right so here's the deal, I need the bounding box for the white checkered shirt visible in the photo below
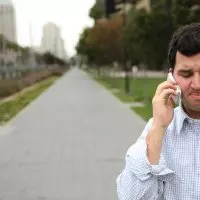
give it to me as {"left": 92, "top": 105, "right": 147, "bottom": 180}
{"left": 116, "top": 105, "right": 200, "bottom": 200}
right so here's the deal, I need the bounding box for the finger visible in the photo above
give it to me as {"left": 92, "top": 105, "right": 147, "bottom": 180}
{"left": 156, "top": 81, "right": 177, "bottom": 95}
{"left": 159, "top": 88, "right": 177, "bottom": 100}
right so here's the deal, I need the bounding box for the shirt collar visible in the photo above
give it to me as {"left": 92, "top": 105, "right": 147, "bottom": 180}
{"left": 176, "top": 104, "right": 188, "bottom": 136}
{"left": 176, "top": 103, "right": 200, "bottom": 135}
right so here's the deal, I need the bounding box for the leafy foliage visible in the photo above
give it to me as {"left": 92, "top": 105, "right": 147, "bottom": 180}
{"left": 77, "top": 0, "right": 200, "bottom": 70}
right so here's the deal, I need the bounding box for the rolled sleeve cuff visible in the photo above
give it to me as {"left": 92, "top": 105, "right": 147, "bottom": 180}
{"left": 126, "top": 139, "right": 174, "bottom": 181}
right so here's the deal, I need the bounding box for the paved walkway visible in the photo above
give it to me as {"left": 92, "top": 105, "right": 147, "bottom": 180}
{"left": 0, "top": 68, "right": 146, "bottom": 200}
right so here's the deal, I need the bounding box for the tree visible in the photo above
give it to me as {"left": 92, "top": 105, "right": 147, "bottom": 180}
{"left": 124, "top": 7, "right": 171, "bottom": 70}
{"left": 42, "top": 52, "right": 66, "bottom": 66}
{"left": 125, "top": 0, "right": 200, "bottom": 70}
{"left": 76, "top": 16, "right": 124, "bottom": 66}
{"left": 173, "top": 0, "right": 200, "bottom": 26}
{"left": 76, "top": 27, "right": 92, "bottom": 56}
{"left": 77, "top": 0, "right": 200, "bottom": 71}
{"left": 89, "top": 0, "right": 105, "bottom": 21}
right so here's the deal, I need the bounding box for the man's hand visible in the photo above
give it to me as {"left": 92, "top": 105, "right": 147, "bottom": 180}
{"left": 146, "top": 80, "right": 178, "bottom": 165}
{"left": 152, "top": 80, "right": 178, "bottom": 130}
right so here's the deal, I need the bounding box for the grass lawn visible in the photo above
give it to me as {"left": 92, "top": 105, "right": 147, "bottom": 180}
{"left": 0, "top": 76, "right": 59, "bottom": 125}
{"left": 95, "top": 76, "right": 165, "bottom": 121}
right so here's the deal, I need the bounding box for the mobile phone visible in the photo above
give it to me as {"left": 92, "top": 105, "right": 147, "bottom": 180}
{"left": 167, "top": 69, "right": 181, "bottom": 105}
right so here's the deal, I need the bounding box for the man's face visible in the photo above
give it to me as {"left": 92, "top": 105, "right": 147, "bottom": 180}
{"left": 173, "top": 52, "right": 200, "bottom": 112}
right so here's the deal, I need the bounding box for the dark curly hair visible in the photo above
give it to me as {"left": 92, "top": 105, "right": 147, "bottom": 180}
{"left": 168, "top": 23, "right": 200, "bottom": 70}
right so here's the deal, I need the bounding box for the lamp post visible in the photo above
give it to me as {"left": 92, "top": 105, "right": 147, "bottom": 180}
{"left": 122, "top": 0, "right": 130, "bottom": 95}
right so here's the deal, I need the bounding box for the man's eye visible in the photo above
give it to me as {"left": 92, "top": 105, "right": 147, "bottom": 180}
{"left": 181, "top": 73, "right": 192, "bottom": 77}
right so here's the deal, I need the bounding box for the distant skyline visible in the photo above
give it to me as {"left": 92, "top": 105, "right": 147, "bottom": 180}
{"left": 11, "top": 0, "right": 95, "bottom": 56}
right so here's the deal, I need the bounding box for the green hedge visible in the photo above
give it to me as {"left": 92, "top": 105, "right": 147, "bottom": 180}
{"left": 0, "top": 67, "right": 67, "bottom": 99}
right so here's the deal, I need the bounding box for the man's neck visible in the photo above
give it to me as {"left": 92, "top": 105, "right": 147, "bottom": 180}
{"left": 182, "top": 103, "right": 200, "bottom": 119}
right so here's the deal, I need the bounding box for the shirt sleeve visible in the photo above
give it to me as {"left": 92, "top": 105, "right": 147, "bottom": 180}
{"left": 116, "top": 118, "right": 174, "bottom": 200}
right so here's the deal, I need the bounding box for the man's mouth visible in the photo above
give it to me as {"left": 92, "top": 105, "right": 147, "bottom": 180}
{"left": 190, "top": 93, "right": 200, "bottom": 99}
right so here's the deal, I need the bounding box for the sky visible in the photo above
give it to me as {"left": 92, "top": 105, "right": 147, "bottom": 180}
{"left": 12, "top": 0, "right": 95, "bottom": 57}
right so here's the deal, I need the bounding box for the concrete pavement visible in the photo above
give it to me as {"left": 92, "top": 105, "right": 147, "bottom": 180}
{"left": 0, "top": 67, "right": 146, "bottom": 200}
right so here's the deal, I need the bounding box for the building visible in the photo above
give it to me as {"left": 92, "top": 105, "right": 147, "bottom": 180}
{"left": 136, "top": 0, "right": 151, "bottom": 12}
{"left": 40, "top": 22, "right": 67, "bottom": 60}
{"left": 0, "top": 0, "right": 17, "bottom": 42}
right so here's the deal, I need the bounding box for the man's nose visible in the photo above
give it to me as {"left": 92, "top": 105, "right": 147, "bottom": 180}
{"left": 191, "top": 74, "right": 200, "bottom": 90}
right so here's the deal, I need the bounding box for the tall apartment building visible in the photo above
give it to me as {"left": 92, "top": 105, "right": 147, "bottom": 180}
{"left": 0, "top": 0, "right": 17, "bottom": 42}
{"left": 40, "top": 22, "right": 67, "bottom": 60}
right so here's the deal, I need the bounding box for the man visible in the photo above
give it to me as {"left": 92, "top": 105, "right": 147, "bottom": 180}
{"left": 116, "top": 23, "right": 200, "bottom": 200}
